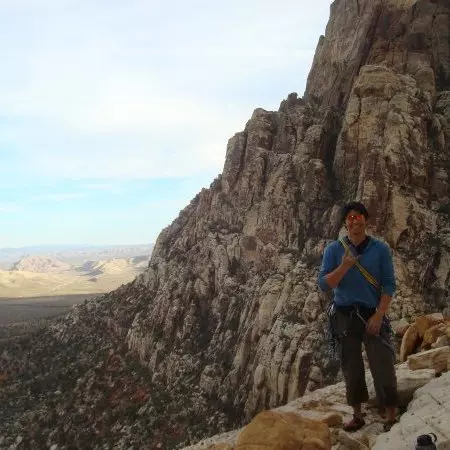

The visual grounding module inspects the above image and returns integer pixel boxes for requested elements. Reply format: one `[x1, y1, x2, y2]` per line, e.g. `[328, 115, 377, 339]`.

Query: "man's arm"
[378, 243, 396, 314]
[377, 294, 392, 315]
[366, 243, 396, 334]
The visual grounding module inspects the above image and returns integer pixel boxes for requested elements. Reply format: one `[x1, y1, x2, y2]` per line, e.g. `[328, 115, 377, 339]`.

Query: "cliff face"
[307, 0, 450, 305]
[1, 0, 449, 448]
[127, 0, 450, 420]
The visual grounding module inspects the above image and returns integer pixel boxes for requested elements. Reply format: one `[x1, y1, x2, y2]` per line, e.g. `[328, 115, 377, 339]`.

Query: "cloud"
[0, 202, 22, 212]
[80, 183, 122, 193]
[31, 193, 85, 202]
[0, 0, 331, 181]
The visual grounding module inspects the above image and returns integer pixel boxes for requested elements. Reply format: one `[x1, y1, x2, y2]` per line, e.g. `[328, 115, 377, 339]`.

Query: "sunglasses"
[346, 214, 364, 222]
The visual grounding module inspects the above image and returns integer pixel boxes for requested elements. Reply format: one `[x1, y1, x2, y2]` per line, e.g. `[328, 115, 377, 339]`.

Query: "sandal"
[343, 415, 366, 432]
[383, 419, 398, 432]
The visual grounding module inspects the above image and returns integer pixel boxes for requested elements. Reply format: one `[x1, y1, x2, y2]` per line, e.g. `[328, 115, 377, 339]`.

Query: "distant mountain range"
[11, 255, 73, 273]
[0, 245, 154, 298]
[0, 244, 154, 269]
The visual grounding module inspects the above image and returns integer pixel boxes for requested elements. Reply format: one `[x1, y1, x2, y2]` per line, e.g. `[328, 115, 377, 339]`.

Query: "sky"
[0, 0, 332, 247]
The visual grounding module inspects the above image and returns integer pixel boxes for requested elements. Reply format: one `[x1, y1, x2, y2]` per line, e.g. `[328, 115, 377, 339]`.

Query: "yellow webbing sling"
[339, 237, 380, 290]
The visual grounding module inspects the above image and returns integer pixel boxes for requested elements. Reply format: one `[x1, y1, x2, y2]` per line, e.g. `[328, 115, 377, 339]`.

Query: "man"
[318, 201, 398, 432]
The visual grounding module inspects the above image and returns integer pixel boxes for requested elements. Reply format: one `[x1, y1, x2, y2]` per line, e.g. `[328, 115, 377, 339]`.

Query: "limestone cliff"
[0, 0, 449, 448]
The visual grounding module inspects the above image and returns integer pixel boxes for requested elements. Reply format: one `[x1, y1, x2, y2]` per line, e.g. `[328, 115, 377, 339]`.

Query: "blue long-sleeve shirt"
[318, 237, 396, 308]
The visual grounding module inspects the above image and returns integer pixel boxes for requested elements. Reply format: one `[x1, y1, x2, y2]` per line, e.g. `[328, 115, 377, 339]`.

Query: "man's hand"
[324, 249, 361, 289]
[366, 310, 384, 335]
[341, 249, 360, 270]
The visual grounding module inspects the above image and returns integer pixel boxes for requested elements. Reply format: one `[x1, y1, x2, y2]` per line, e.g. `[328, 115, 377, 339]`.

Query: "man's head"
[342, 201, 369, 238]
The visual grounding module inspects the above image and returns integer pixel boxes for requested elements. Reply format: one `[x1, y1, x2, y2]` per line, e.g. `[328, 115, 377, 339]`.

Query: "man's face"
[345, 209, 367, 235]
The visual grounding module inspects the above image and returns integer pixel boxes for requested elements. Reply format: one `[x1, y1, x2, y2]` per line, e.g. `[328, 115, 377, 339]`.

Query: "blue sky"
[0, 0, 331, 247]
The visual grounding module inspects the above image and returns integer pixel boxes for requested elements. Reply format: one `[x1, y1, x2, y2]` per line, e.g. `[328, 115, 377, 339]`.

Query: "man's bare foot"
[343, 415, 366, 432]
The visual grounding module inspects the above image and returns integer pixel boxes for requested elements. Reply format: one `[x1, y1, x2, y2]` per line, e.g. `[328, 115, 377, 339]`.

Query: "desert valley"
[0, 245, 153, 324]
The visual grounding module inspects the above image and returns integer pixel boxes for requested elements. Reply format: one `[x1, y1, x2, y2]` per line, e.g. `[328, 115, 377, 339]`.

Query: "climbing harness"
[326, 302, 395, 357]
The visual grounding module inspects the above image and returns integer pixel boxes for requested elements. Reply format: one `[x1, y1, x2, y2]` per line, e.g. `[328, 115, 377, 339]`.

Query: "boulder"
[431, 335, 450, 349]
[414, 313, 444, 338]
[407, 346, 450, 374]
[235, 410, 331, 450]
[366, 363, 435, 407]
[421, 323, 448, 349]
[373, 372, 450, 450]
[393, 319, 410, 337]
[400, 324, 419, 362]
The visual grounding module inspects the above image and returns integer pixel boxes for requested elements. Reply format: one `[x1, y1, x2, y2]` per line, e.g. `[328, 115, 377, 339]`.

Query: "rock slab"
[373, 372, 450, 450]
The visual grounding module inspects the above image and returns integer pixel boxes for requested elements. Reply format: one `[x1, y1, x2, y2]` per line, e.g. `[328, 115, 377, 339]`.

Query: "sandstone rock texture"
[399, 313, 450, 360]
[235, 410, 331, 450]
[407, 346, 450, 373]
[183, 360, 438, 450]
[0, 0, 449, 448]
[373, 371, 450, 450]
[127, 0, 450, 425]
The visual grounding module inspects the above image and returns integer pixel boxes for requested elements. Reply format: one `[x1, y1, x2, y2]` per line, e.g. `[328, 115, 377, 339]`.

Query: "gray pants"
[332, 308, 398, 407]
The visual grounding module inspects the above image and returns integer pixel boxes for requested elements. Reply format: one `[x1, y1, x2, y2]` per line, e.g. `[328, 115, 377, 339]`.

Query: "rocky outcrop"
[185, 358, 442, 450]
[181, 319, 450, 449]
[373, 371, 450, 449]
[400, 313, 450, 361]
[126, 0, 450, 427]
[0, 0, 449, 449]
[234, 411, 331, 450]
[407, 346, 450, 373]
